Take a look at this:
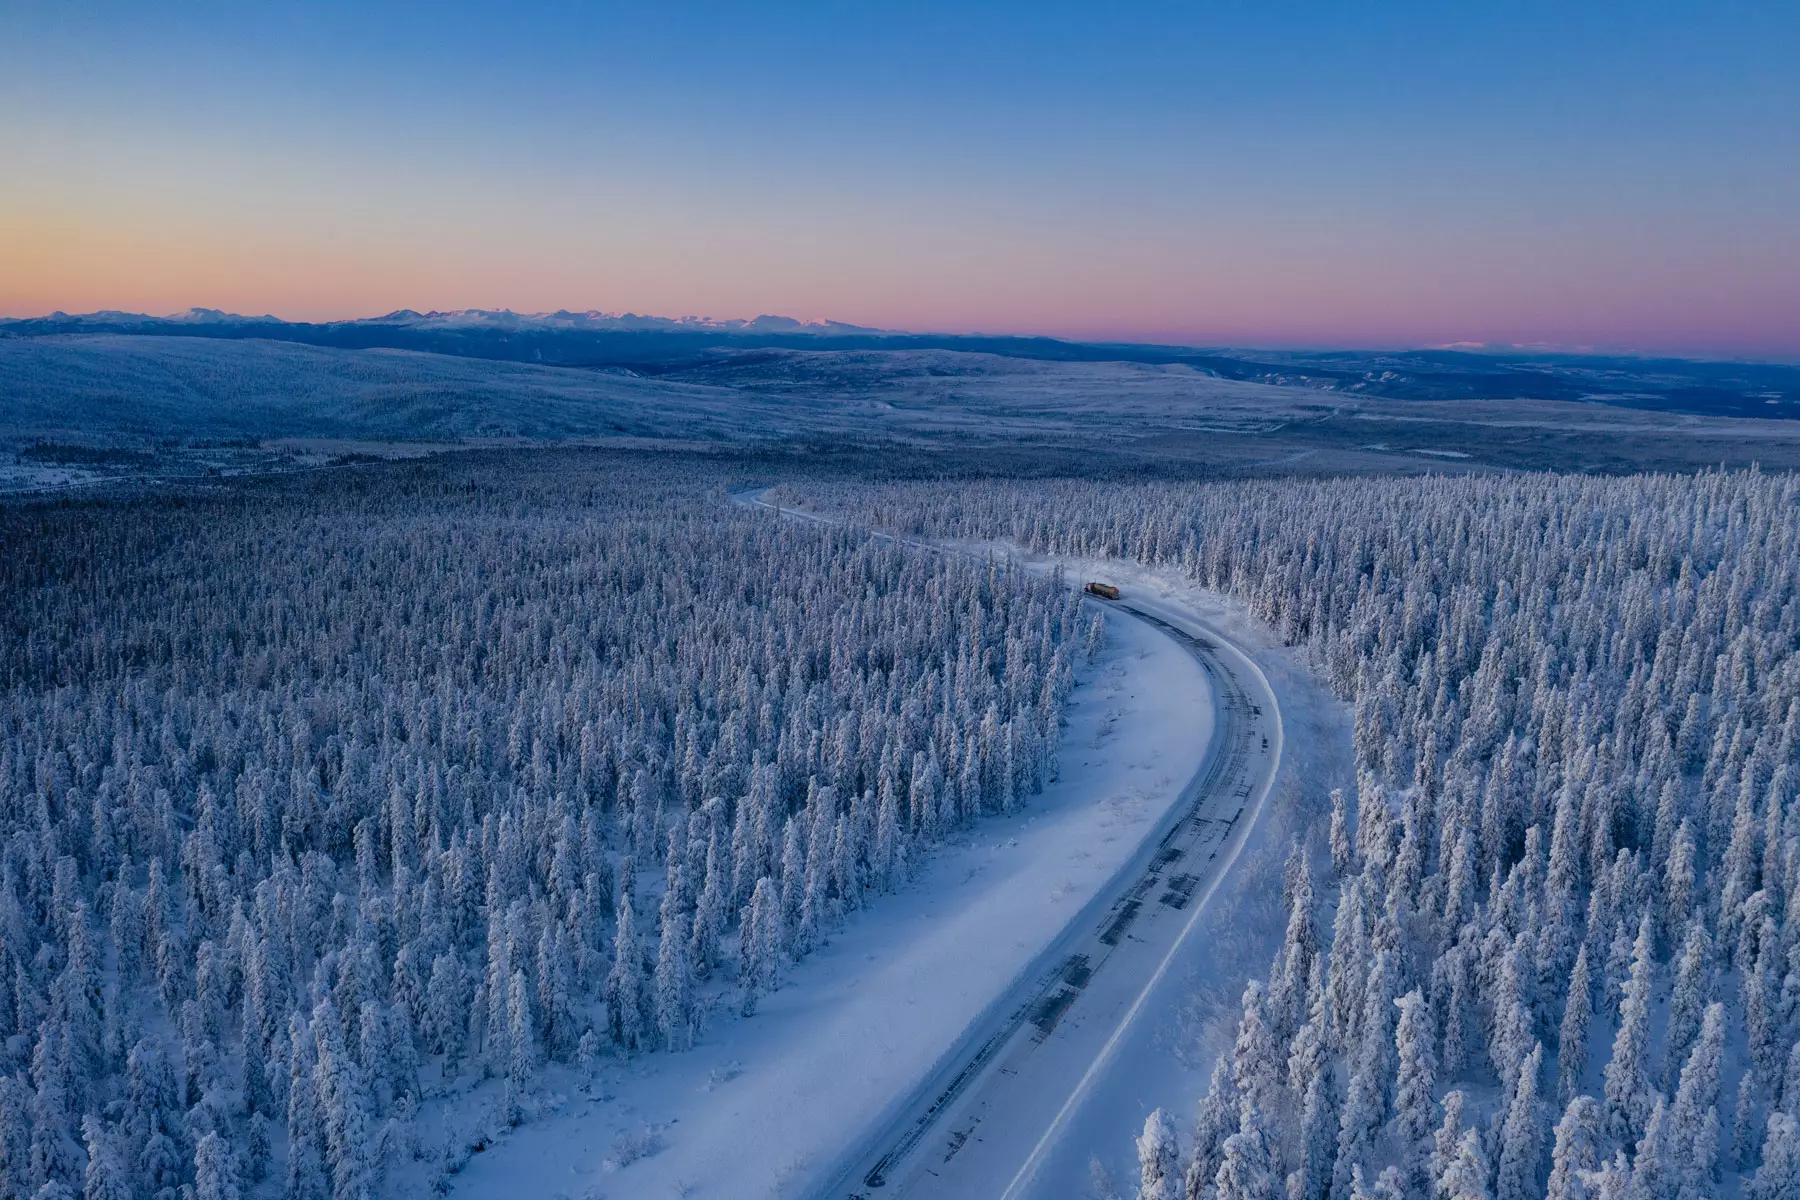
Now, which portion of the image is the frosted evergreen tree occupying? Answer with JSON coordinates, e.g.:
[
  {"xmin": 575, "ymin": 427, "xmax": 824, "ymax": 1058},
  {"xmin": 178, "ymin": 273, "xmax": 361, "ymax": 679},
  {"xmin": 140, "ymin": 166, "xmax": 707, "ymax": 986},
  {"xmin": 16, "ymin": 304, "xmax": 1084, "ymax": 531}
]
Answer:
[
  {"xmin": 1084, "ymin": 611, "xmax": 1107, "ymax": 663},
  {"xmin": 1390, "ymin": 990, "xmax": 1437, "ymax": 1195},
  {"xmin": 1323, "ymin": 878, "xmax": 1369, "ymax": 1058},
  {"xmin": 1269, "ymin": 860, "xmax": 1318, "ymax": 1042},
  {"xmin": 607, "ymin": 882, "xmax": 647, "ymax": 1053},
  {"xmin": 739, "ymin": 875, "xmax": 782, "ymax": 1015},
  {"xmin": 691, "ymin": 836, "xmax": 728, "ymax": 980},
  {"xmin": 1662, "ymin": 919, "xmax": 1712, "ymax": 1094},
  {"xmin": 1751, "ymin": 1112, "xmax": 1800, "ymax": 1200},
  {"xmin": 1333, "ymin": 1059, "xmax": 1385, "ymax": 1200},
  {"xmin": 79, "ymin": 1117, "xmax": 132, "ymax": 1200},
  {"xmin": 1603, "ymin": 914, "xmax": 1656, "ymax": 1143},
  {"xmin": 60, "ymin": 904, "xmax": 103, "ymax": 1102},
  {"xmin": 1745, "ymin": 935, "xmax": 1782, "ymax": 1081},
  {"xmin": 285, "ymin": 1016, "xmax": 328, "ymax": 1200},
  {"xmin": 1330, "ymin": 789, "xmax": 1352, "ymax": 877},
  {"xmin": 506, "ymin": 969, "xmax": 538, "ymax": 1121},
  {"xmin": 1558, "ymin": 943, "xmax": 1594, "ymax": 1106},
  {"xmin": 1627, "ymin": 1098, "xmax": 1672, "ymax": 1200},
  {"xmin": 655, "ymin": 899, "xmax": 696, "ymax": 1052},
  {"xmin": 1496, "ymin": 1043, "xmax": 1545, "ymax": 1200},
  {"xmin": 1287, "ymin": 960, "xmax": 1329, "ymax": 1103},
  {"xmin": 1438, "ymin": 1128, "xmax": 1492, "ymax": 1200},
  {"xmin": 1333, "ymin": 948, "xmax": 1398, "ymax": 1198},
  {"xmin": 1547, "ymin": 1096, "xmax": 1604, "ymax": 1200},
  {"xmin": 875, "ymin": 775, "xmax": 907, "ymax": 892},
  {"xmin": 1373, "ymin": 1166, "xmax": 1409, "ymax": 1200},
  {"xmin": 1589, "ymin": 1153, "xmax": 1632, "ymax": 1200},
  {"xmin": 1291, "ymin": 1063, "xmax": 1336, "ymax": 1200},
  {"xmin": 1186, "ymin": 1056, "xmax": 1239, "ymax": 1200},
  {"xmin": 29, "ymin": 1023, "xmax": 83, "ymax": 1192},
  {"xmin": 1438, "ymin": 941, "xmax": 1475, "ymax": 1079},
  {"xmin": 1231, "ymin": 982, "xmax": 1282, "ymax": 1115},
  {"xmin": 1785, "ymin": 1044, "xmax": 1800, "ymax": 1121},
  {"xmin": 538, "ymin": 926, "xmax": 578, "ymax": 1064},
  {"xmin": 1136, "ymin": 1108, "xmax": 1181, "ymax": 1200},
  {"xmin": 1666, "ymin": 1003, "xmax": 1724, "ymax": 1200},
  {"xmin": 1441, "ymin": 830, "xmax": 1477, "ymax": 938},
  {"xmin": 239, "ymin": 1003, "xmax": 274, "ymax": 1119},
  {"xmin": 1736, "ymin": 1073, "xmax": 1764, "ymax": 1170},
  {"xmin": 1213, "ymin": 1100, "xmax": 1279, "ymax": 1200},
  {"xmin": 424, "ymin": 953, "xmax": 466, "ymax": 1063},
  {"xmin": 1432, "ymin": 1090, "xmax": 1469, "ymax": 1194},
  {"xmin": 312, "ymin": 998, "xmax": 374, "ymax": 1200},
  {"xmin": 243, "ymin": 1114, "xmax": 273, "ymax": 1188},
  {"xmin": 193, "ymin": 1130, "xmax": 241, "ymax": 1200},
  {"xmin": 1489, "ymin": 941, "xmax": 1535, "ymax": 1096},
  {"xmin": 1663, "ymin": 823, "xmax": 1697, "ymax": 942}
]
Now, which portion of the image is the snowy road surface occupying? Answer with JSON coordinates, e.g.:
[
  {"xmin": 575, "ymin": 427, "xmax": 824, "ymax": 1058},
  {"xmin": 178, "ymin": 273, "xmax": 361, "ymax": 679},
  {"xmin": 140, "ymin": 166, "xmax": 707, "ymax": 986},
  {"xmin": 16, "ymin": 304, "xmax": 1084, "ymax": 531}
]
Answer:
[
  {"xmin": 813, "ymin": 595, "xmax": 1281, "ymax": 1200},
  {"xmin": 732, "ymin": 492, "xmax": 1285, "ymax": 1200}
]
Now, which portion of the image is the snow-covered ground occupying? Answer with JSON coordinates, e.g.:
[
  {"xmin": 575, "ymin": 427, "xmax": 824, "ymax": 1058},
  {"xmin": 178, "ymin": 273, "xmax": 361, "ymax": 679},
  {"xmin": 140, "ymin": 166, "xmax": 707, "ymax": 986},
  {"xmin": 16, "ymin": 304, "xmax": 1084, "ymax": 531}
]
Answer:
[
  {"xmin": 437, "ymin": 600, "xmax": 1213, "ymax": 1200},
  {"xmin": 0, "ymin": 460, "xmax": 104, "ymax": 491},
  {"xmin": 957, "ymin": 553, "xmax": 1352, "ymax": 1199}
]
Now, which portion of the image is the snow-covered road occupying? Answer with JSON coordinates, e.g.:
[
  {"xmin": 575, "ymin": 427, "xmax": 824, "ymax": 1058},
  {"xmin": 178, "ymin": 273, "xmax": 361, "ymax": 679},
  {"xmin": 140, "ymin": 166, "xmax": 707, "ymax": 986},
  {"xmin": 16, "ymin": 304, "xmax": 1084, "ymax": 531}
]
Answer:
[
  {"xmin": 813, "ymin": 597, "xmax": 1281, "ymax": 1200},
  {"xmin": 730, "ymin": 492, "xmax": 1285, "ymax": 1200}
]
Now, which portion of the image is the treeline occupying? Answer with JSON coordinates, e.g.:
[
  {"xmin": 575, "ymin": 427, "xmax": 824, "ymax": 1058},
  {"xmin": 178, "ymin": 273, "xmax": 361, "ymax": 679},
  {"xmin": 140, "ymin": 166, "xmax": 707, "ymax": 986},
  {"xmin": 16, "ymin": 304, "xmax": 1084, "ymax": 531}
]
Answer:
[
  {"xmin": 776, "ymin": 471, "xmax": 1800, "ymax": 1200},
  {"xmin": 0, "ymin": 456, "xmax": 1091, "ymax": 1199}
]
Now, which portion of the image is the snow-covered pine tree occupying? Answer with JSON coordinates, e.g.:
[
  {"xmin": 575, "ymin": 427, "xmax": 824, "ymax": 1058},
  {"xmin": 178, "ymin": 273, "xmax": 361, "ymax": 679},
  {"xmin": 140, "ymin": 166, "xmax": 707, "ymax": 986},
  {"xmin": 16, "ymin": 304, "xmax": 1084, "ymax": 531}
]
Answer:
[
  {"xmin": 1136, "ymin": 1108, "xmax": 1182, "ymax": 1200},
  {"xmin": 1547, "ymin": 1096, "xmax": 1604, "ymax": 1200}
]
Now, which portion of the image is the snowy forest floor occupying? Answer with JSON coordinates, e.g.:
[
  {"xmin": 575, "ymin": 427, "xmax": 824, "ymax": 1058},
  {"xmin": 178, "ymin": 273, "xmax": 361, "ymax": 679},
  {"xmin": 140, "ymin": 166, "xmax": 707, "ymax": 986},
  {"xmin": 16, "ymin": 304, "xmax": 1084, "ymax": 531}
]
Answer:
[{"xmin": 421, "ymin": 583, "xmax": 1214, "ymax": 1200}]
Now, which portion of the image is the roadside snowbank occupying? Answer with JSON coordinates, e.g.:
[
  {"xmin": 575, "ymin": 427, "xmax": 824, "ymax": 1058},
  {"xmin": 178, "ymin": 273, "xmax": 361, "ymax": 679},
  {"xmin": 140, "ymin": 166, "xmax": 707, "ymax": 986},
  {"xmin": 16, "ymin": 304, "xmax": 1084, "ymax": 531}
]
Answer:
[{"xmin": 444, "ymin": 597, "xmax": 1213, "ymax": 1200}]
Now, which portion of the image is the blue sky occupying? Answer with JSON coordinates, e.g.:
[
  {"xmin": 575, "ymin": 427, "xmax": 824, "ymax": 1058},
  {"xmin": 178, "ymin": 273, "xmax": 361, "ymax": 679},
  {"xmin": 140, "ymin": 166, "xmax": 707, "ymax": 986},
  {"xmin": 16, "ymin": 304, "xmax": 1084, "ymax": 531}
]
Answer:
[{"xmin": 3, "ymin": 2, "xmax": 1796, "ymax": 355}]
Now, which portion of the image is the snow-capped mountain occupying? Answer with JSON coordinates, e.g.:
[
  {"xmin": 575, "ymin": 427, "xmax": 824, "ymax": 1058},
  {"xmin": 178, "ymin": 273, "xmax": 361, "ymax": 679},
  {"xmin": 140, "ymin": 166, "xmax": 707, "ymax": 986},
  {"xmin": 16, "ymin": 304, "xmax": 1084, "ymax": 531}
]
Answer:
[
  {"xmin": 354, "ymin": 309, "xmax": 884, "ymax": 334},
  {"xmin": 2, "ymin": 307, "xmax": 886, "ymax": 336}
]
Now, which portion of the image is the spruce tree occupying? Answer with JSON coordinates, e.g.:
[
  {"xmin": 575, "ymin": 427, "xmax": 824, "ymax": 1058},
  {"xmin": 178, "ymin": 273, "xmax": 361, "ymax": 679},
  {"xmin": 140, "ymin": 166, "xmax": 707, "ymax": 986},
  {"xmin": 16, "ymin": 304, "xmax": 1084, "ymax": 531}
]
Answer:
[
  {"xmin": 1602, "ymin": 914, "xmax": 1656, "ymax": 1143},
  {"xmin": 193, "ymin": 1130, "xmax": 241, "ymax": 1200},
  {"xmin": 1558, "ymin": 943, "xmax": 1594, "ymax": 1106},
  {"xmin": 1496, "ymin": 1043, "xmax": 1545, "ymax": 1200},
  {"xmin": 1213, "ymin": 1099, "xmax": 1279, "ymax": 1200},
  {"xmin": 1546, "ymin": 1096, "xmax": 1603, "ymax": 1200},
  {"xmin": 1390, "ymin": 990, "xmax": 1437, "ymax": 1195},
  {"xmin": 1751, "ymin": 1112, "xmax": 1800, "ymax": 1200},
  {"xmin": 1136, "ymin": 1108, "xmax": 1181, "ymax": 1200},
  {"xmin": 1437, "ymin": 1128, "xmax": 1492, "ymax": 1200},
  {"xmin": 1667, "ymin": 1003, "xmax": 1724, "ymax": 1200}
]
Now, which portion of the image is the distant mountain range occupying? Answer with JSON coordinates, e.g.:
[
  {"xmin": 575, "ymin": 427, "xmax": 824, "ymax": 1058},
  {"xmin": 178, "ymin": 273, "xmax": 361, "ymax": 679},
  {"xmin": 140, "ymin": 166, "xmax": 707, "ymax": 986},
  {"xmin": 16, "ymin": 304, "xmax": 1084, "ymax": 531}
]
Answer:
[
  {"xmin": 4, "ymin": 307, "xmax": 888, "ymax": 336},
  {"xmin": 4, "ymin": 308, "xmax": 1797, "ymax": 419}
]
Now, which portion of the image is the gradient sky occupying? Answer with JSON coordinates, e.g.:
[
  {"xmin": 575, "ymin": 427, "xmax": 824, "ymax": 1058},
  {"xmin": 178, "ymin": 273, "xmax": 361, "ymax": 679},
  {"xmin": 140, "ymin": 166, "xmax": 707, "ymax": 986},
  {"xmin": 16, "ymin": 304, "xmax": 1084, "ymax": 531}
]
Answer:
[{"xmin": 3, "ymin": 2, "xmax": 1797, "ymax": 356}]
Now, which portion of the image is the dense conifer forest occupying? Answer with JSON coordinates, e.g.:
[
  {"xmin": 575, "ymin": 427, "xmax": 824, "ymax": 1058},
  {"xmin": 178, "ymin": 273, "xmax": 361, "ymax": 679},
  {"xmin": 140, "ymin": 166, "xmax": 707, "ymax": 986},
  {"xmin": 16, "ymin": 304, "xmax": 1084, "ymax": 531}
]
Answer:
[
  {"xmin": 778, "ymin": 471, "xmax": 1800, "ymax": 1200},
  {"xmin": 0, "ymin": 456, "xmax": 1088, "ymax": 1199}
]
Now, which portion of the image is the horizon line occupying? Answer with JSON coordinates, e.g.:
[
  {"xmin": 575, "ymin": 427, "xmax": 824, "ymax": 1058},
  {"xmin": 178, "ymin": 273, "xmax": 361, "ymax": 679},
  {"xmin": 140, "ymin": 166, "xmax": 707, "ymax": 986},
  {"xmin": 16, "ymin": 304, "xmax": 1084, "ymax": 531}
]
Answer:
[{"xmin": 5, "ymin": 306, "xmax": 1798, "ymax": 368}]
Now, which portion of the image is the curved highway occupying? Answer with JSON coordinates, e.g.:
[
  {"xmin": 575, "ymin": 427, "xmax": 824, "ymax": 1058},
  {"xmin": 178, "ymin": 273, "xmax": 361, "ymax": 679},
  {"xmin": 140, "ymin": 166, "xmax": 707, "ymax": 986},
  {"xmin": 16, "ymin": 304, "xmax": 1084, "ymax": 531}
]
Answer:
[{"xmin": 732, "ymin": 489, "xmax": 1283, "ymax": 1200}]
